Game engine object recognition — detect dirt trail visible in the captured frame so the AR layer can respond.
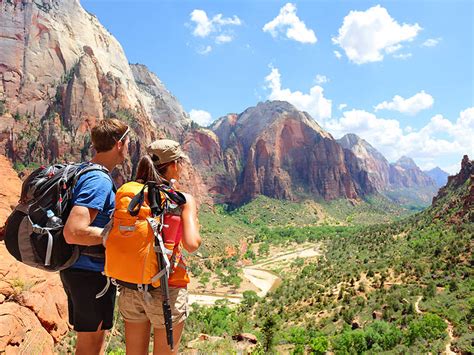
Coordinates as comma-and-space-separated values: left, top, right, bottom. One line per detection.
415, 295, 423, 314
414, 296, 455, 355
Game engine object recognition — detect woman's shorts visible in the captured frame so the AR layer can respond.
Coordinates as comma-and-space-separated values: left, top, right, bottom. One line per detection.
118, 287, 189, 329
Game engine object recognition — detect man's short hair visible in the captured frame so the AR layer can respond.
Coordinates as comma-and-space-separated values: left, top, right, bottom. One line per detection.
91, 119, 129, 153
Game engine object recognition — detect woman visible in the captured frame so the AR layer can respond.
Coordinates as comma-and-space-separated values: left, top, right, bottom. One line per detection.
118, 139, 201, 355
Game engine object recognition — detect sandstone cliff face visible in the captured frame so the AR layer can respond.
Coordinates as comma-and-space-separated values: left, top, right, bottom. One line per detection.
210, 101, 374, 205
130, 64, 191, 139
338, 133, 391, 191
0, 155, 68, 354
389, 156, 437, 189
337, 134, 438, 191
1, 0, 143, 118
432, 155, 473, 223
0, 0, 207, 196
0, 0, 159, 176
182, 128, 235, 203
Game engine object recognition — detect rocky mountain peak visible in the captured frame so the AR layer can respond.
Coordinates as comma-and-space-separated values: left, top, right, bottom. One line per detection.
338, 134, 387, 161
338, 133, 362, 147
206, 101, 375, 204
336, 133, 390, 191
394, 156, 418, 170
216, 100, 332, 153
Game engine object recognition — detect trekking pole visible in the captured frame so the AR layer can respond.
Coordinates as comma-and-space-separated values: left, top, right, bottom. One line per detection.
158, 250, 174, 350
149, 183, 174, 351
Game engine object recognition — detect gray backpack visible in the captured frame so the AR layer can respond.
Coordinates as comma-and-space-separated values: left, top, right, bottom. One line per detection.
4, 163, 110, 271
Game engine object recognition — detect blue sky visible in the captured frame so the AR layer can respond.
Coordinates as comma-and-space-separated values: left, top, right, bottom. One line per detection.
81, 0, 473, 173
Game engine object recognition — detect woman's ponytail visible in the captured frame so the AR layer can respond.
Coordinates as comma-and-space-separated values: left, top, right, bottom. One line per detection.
135, 155, 164, 183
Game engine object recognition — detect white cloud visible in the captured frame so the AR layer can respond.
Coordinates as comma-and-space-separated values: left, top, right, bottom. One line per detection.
315, 74, 329, 85
197, 45, 212, 55
338, 103, 347, 111
332, 5, 421, 64
334, 50, 342, 59
265, 67, 331, 121
393, 53, 412, 60
216, 34, 233, 44
190, 10, 213, 37
442, 162, 462, 175
263, 3, 317, 44
325, 108, 473, 171
422, 37, 441, 47
189, 9, 241, 47
374, 91, 434, 115
386, 44, 402, 54
189, 109, 213, 126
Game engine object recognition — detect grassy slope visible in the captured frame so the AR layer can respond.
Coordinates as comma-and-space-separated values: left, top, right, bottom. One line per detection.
197, 194, 412, 255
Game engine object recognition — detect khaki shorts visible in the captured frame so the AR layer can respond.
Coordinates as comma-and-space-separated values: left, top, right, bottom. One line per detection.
118, 287, 189, 329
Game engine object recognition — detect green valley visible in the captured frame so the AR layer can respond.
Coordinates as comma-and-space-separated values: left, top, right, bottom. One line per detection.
180, 160, 473, 354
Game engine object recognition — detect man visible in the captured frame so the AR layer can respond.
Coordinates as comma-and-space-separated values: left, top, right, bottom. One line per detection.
61, 118, 130, 355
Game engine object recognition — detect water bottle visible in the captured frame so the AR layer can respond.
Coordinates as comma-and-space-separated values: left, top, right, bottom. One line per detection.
46, 210, 62, 228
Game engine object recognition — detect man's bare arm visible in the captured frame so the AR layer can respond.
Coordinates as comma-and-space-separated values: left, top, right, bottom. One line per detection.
63, 205, 103, 246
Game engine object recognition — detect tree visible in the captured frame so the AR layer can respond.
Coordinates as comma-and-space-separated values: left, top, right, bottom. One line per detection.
424, 282, 436, 298
241, 290, 259, 311
261, 314, 279, 352
199, 272, 211, 289
258, 242, 270, 256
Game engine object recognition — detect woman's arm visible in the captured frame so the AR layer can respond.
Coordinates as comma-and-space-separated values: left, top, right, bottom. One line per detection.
180, 193, 201, 253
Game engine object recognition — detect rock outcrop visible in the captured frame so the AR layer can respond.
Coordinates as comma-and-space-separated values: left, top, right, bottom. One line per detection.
182, 128, 235, 203
1, 0, 142, 119
432, 155, 473, 223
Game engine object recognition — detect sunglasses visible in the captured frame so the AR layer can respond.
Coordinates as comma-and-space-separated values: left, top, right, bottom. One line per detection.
118, 126, 130, 142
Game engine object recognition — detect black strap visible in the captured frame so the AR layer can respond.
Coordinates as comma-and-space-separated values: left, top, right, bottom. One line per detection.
128, 184, 146, 217
159, 184, 187, 206
116, 280, 158, 291
147, 182, 163, 217
128, 182, 187, 218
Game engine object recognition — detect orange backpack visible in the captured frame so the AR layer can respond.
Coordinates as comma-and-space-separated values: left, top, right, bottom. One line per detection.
104, 181, 189, 289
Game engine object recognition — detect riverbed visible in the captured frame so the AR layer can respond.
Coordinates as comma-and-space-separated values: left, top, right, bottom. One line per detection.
188, 244, 322, 306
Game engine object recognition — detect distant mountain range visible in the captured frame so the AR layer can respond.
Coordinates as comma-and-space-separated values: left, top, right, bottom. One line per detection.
424, 167, 449, 188
0, 0, 452, 208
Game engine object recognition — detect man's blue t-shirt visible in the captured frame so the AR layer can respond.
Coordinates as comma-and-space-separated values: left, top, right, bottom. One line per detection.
70, 166, 115, 272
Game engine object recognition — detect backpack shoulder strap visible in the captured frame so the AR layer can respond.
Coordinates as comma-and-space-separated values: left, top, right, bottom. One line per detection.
73, 163, 116, 192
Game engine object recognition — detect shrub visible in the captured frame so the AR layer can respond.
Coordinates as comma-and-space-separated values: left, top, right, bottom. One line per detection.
0, 100, 5, 115
309, 336, 329, 355
406, 313, 447, 345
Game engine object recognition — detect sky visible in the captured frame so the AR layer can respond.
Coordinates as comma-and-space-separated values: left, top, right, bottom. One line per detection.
81, 0, 474, 174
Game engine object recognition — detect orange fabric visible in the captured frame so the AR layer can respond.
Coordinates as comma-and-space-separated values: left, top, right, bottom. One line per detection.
104, 181, 189, 288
